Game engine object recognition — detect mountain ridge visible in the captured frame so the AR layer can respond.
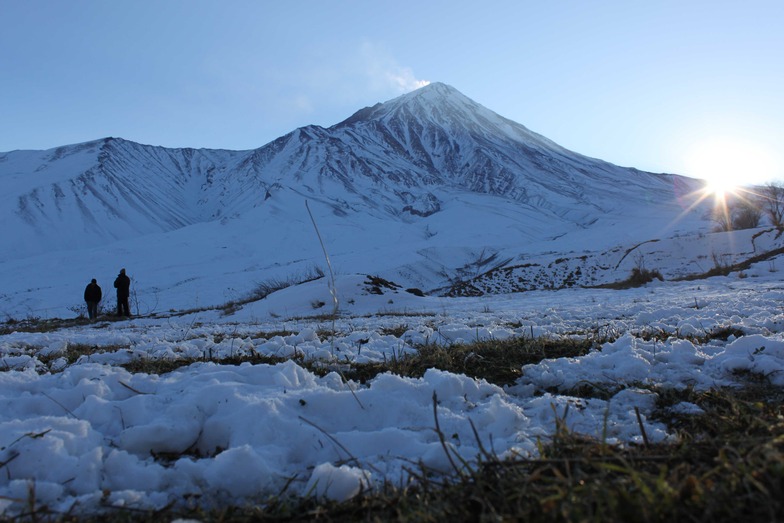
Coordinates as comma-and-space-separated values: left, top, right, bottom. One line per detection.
2, 83, 695, 239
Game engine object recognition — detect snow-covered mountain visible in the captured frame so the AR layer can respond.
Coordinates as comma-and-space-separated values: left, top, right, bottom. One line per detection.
0, 83, 726, 318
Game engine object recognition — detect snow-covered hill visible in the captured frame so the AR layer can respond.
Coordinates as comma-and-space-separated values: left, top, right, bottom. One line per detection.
0, 83, 732, 319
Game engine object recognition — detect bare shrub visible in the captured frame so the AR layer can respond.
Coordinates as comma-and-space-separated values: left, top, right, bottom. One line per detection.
759, 182, 784, 227
712, 195, 763, 232
732, 199, 763, 230
628, 267, 664, 286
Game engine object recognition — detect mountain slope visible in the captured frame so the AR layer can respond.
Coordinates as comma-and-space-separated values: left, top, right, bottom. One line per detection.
328, 82, 678, 214
0, 82, 720, 318
0, 138, 263, 258
1, 83, 705, 261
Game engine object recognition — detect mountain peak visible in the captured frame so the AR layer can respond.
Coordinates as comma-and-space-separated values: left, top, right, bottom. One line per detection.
386, 81, 475, 110
403, 81, 458, 97
333, 82, 473, 127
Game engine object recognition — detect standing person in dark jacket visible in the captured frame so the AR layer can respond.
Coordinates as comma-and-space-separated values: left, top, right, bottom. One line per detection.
114, 268, 131, 317
83, 278, 102, 320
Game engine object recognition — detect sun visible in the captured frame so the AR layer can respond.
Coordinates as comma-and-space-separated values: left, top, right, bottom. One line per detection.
685, 137, 779, 197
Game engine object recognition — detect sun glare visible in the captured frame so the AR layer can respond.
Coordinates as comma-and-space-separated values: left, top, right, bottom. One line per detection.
685, 138, 779, 197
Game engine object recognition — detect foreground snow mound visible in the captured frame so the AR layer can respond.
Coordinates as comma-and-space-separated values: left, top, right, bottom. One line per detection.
0, 362, 675, 515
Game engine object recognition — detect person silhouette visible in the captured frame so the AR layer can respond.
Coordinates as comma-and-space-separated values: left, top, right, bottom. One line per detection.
113, 268, 131, 317
83, 278, 102, 319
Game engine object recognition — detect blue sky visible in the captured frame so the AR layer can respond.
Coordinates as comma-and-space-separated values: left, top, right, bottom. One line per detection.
2, 1, 782, 183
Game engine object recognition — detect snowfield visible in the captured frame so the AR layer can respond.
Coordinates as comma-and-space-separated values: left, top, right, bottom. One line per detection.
2, 268, 784, 516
